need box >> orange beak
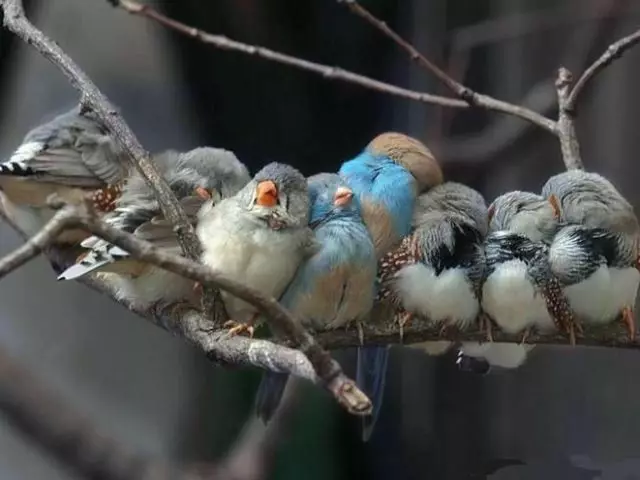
[487,204,495,223]
[195,186,211,199]
[548,193,561,219]
[334,186,353,207]
[256,180,278,207]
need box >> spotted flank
[91,184,123,213]
[375,235,418,304]
[0,142,43,176]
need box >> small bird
[57,147,250,309]
[462,190,574,370]
[0,105,129,243]
[543,170,640,339]
[376,182,488,354]
[338,132,443,440]
[254,173,377,439]
[197,162,314,337]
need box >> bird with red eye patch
[57,147,250,310]
[0,104,129,250]
[253,173,377,438]
[543,170,639,341]
[196,162,315,338]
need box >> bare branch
[338,0,558,134]
[567,28,640,111]
[555,67,584,170]
[103,0,469,110]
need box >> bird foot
[438,322,453,338]
[395,310,413,342]
[621,306,636,342]
[519,328,531,345]
[357,322,365,346]
[223,321,255,338]
[478,313,493,342]
[193,282,202,294]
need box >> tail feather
[254,372,290,423]
[356,345,389,442]
[57,242,129,280]
[1,141,43,176]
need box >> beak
[256,180,278,207]
[548,194,561,219]
[487,204,495,223]
[333,186,353,207]
[195,186,212,200]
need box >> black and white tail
[0,141,43,176]
[57,238,129,280]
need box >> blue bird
[254,173,377,436]
[338,132,443,440]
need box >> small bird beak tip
[195,186,212,200]
[333,187,353,207]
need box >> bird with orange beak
[196,162,315,337]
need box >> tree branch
[555,67,584,170]
[567,28,640,112]
[338,0,558,134]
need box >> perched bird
[376,182,488,355]
[338,132,443,440]
[543,170,640,339]
[197,162,314,337]
[254,173,377,439]
[57,147,250,309]
[461,190,574,370]
[0,105,129,243]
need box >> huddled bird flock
[1,105,639,440]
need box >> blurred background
[1,0,640,478]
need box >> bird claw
[357,322,365,346]
[621,306,636,342]
[192,281,202,293]
[223,321,255,338]
[395,310,413,342]
[519,328,531,345]
[478,313,493,342]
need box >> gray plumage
[58,147,250,309]
[197,162,315,327]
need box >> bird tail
[0,142,42,176]
[254,372,290,423]
[57,239,129,280]
[356,345,389,442]
[459,342,533,370]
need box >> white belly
[564,265,614,324]
[482,259,552,333]
[609,267,640,315]
[395,263,479,329]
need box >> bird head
[241,162,309,230]
[307,173,361,229]
[366,132,443,192]
[171,147,250,204]
[488,190,560,242]
[413,181,489,236]
[542,170,639,236]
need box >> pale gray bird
[57,147,250,309]
[197,162,315,337]
[543,170,639,339]
[0,105,129,243]
[376,182,488,351]
[463,190,573,369]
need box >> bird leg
[394,310,413,342]
[223,313,258,338]
[519,328,531,345]
[621,306,636,341]
[478,312,493,342]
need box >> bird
[254,173,377,439]
[197,161,315,337]
[461,190,575,370]
[57,147,250,309]
[0,105,129,244]
[542,170,640,340]
[338,132,444,440]
[375,182,489,356]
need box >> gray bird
[464,191,574,369]
[543,170,639,339]
[0,105,129,243]
[57,147,250,309]
[196,162,315,337]
[376,182,488,357]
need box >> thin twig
[567,28,640,111]
[555,67,584,169]
[338,0,558,134]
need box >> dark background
[1,0,640,479]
